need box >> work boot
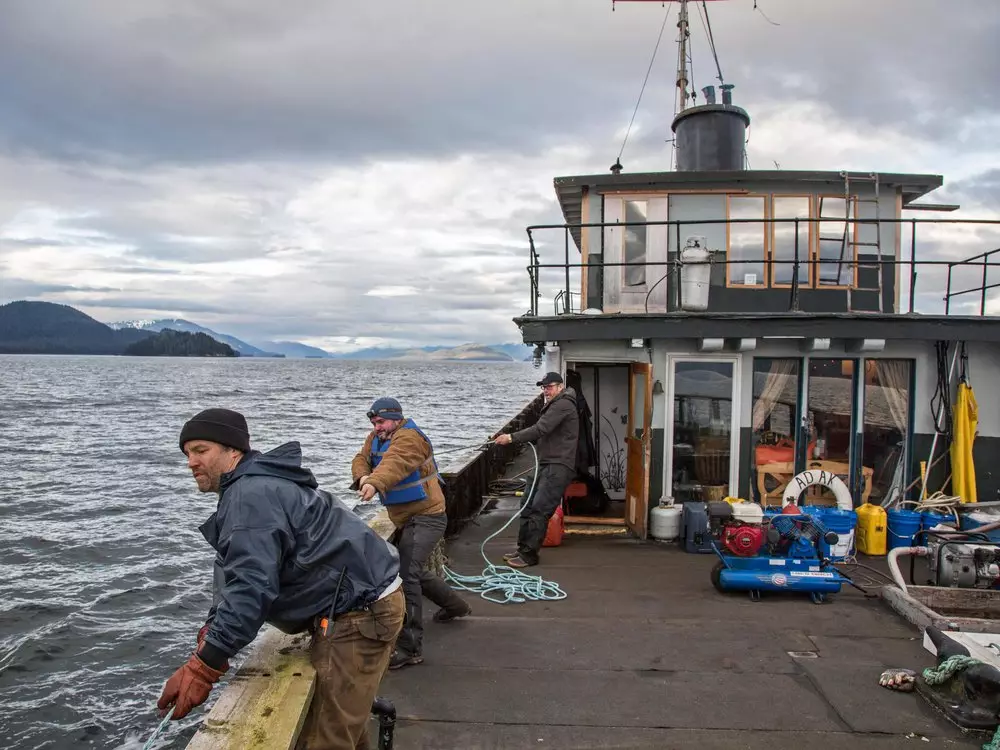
[389,649,423,670]
[501,550,519,561]
[505,554,537,569]
[433,602,472,623]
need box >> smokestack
[721,83,734,105]
[702,85,716,105]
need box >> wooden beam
[187,628,314,750]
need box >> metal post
[981,251,989,316]
[676,0,690,111]
[908,219,917,314]
[790,218,801,312]
[945,263,953,314]
[564,227,571,314]
[675,221,683,310]
[372,696,396,750]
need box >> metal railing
[440,394,544,537]
[524,218,1000,316]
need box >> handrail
[522,217,1000,316]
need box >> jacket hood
[221,441,318,491]
[549,387,576,406]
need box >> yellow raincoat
[951,381,978,503]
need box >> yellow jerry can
[856,502,888,556]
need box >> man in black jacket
[494,372,580,567]
[158,408,404,750]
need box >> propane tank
[651,499,682,540]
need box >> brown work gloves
[157,653,226,719]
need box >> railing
[440,394,544,537]
[524,218,1000,317]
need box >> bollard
[371,696,396,750]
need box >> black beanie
[179,408,251,454]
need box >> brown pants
[297,588,405,750]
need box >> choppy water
[0,355,538,750]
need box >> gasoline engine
[925,537,1000,589]
[706,501,765,556]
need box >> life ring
[781,468,853,511]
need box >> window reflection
[804,358,856,505]
[671,361,734,503]
[728,196,766,286]
[623,200,647,287]
[862,360,911,505]
[751,358,800,505]
[817,197,855,286]
[772,196,811,286]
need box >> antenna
[612,0,728,115]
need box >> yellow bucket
[856,503,887,556]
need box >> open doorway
[567,362,653,538]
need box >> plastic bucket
[887,508,923,551]
[819,508,857,561]
[921,510,951,532]
[679,238,710,311]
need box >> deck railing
[440,393,544,537]
[524,218,1000,317]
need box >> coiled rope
[921,655,1000,750]
[442,443,567,604]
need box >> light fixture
[629,338,645,348]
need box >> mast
[676,0,691,112]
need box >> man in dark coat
[158,408,404,750]
[494,372,580,567]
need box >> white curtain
[874,360,909,432]
[752,360,797,432]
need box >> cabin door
[625,362,653,539]
[603,196,669,313]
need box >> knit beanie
[179,408,251,454]
[367,397,404,421]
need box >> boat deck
[381,494,982,748]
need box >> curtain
[752,360,797,432]
[874,360,909,433]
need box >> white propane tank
[650,499,682,541]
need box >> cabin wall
[558,336,1000,528]
[597,183,900,315]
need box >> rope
[442,443,568,604]
[920,655,1000,749]
[922,654,981,685]
[141,707,175,750]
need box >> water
[0,355,538,750]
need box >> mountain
[0,301,151,354]
[333,345,448,360]
[111,319,283,357]
[124,329,238,357]
[251,340,334,358]
[334,343,516,362]
[487,343,534,362]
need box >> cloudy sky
[1,0,998,351]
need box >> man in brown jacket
[352,397,472,669]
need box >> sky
[1,0,998,351]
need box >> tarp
[951,381,979,503]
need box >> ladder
[839,172,883,312]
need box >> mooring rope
[141,706,174,750]
[921,655,1000,750]
[442,443,567,604]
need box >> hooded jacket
[510,387,580,470]
[197,442,400,669]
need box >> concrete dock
[381,494,984,749]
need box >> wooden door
[625,362,654,539]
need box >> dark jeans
[517,463,576,564]
[393,512,467,657]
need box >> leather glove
[196,624,209,647]
[157,653,226,719]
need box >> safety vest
[370,419,442,506]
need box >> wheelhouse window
[816,196,856,286]
[771,196,811,287]
[623,199,648,287]
[727,195,766,286]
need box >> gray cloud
[0,1,996,165]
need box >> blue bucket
[819,508,858,561]
[887,509,923,551]
[921,510,951,532]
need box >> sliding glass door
[666,356,740,503]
